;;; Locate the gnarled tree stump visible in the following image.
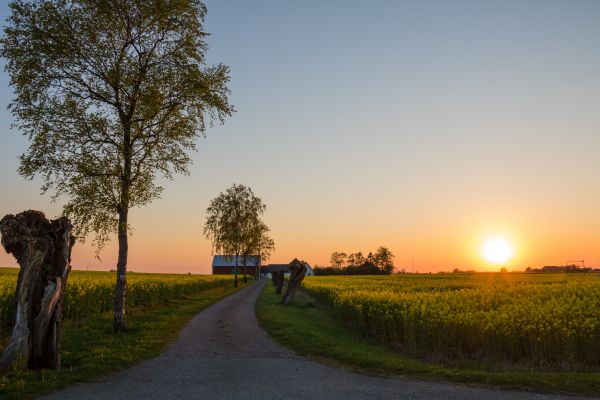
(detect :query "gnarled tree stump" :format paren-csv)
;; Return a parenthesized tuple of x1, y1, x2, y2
(281, 259, 307, 305)
(0, 211, 75, 377)
(273, 271, 285, 295)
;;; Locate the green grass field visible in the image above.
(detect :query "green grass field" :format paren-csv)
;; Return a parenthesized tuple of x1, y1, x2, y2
(256, 275, 600, 396)
(0, 268, 246, 400)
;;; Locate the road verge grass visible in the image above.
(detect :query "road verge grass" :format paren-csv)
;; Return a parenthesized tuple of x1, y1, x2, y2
(255, 284, 600, 396)
(1, 282, 247, 400)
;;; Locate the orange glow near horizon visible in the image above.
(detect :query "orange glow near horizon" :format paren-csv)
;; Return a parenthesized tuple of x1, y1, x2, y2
(0, 179, 599, 275)
(0, 227, 598, 274)
(2, 210, 597, 275)
(1, 184, 599, 274)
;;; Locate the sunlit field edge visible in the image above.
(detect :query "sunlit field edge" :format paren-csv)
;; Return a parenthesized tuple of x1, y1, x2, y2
(256, 273, 600, 395)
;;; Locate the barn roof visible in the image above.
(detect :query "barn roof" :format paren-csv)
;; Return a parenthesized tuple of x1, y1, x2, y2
(212, 255, 261, 267)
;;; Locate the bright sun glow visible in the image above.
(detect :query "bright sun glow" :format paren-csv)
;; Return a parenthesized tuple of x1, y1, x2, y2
(482, 238, 514, 264)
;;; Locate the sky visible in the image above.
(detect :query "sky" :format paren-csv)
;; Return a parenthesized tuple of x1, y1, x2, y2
(0, 0, 599, 274)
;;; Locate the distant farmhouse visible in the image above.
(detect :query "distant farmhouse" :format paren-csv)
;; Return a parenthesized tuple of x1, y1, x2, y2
(211, 255, 314, 278)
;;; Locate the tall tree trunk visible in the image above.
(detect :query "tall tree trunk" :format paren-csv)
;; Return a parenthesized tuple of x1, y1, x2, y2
(0, 211, 75, 377)
(234, 255, 238, 287)
(114, 121, 131, 332)
(243, 254, 248, 284)
(114, 206, 128, 331)
(274, 271, 284, 295)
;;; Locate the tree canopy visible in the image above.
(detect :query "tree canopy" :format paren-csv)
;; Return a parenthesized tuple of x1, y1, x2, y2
(1, 0, 233, 249)
(370, 246, 395, 274)
(329, 251, 347, 270)
(204, 184, 273, 286)
(241, 220, 274, 264)
(1, 0, 233, 330)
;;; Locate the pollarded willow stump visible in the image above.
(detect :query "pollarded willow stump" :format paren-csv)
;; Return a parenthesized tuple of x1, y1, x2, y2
(0, 211, 75, 377)
(281, 258, 307, 305)
(273, 271, 285, 295)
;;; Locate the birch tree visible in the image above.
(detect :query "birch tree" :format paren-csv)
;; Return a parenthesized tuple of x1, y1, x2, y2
(240, 220, 274, 282)
(1, 0, 233, 331)
(203, 184, 271, 287)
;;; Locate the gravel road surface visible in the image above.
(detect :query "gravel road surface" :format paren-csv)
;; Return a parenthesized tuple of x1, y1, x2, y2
(40, 281, 595, 400)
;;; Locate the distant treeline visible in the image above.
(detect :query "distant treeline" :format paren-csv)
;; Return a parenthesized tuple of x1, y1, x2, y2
(314, 247, 395, 275)
(445, 265, 599, 274)
(525, 265, 599, 273)
(314, 263, 389, 276)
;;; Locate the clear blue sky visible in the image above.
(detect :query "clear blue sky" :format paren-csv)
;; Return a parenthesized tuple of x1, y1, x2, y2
(1, 1, 599, 272)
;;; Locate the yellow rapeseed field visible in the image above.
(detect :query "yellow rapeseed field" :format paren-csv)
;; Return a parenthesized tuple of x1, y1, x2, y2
(0, 268, 231, 336)
(302, 273, 600, 370)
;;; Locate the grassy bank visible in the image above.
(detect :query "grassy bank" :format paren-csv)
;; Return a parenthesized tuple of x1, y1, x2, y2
(255, 283, 600, 396)
(1, 281, 246, 400)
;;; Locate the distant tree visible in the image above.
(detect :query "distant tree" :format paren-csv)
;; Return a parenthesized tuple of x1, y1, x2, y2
(452, 268, 460, 273)
(330, 251, 348, 269)
(0, 0, 233, 331)
(240, 220, 274, 283)
(371, 247, 395, 274)
(204, 184, 267, 287)
(525, 267, 532, 273)
(500, 267, 508, 273)
(347, 251, 365, 267)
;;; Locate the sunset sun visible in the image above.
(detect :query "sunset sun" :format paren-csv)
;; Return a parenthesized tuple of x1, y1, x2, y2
(482, 238, 514, 265)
